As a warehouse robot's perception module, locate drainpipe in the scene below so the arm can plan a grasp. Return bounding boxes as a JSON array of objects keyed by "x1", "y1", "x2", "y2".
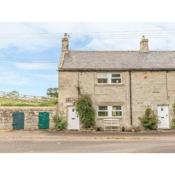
[
  {"x1": 129, "y1": 71, "x2": 133, "y2": 126},
  {"x1": 77, "y1": 72, "x2": 81, "y2": 98},
  {"x1": 165, "y1": 71, "x2": 169, "y2": 99}
]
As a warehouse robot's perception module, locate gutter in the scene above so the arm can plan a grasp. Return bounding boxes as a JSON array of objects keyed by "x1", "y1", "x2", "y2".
[{"x1": 58, "y1": 68, "x2": 175, "y2": 72}]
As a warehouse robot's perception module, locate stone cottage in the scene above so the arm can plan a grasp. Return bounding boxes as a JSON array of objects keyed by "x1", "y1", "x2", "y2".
[{"x1": 58, "y1": 33, "x2": 175, "y2": 130}]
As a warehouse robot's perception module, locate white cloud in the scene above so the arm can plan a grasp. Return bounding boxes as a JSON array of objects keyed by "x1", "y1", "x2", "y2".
[
  {"x1": 0, "y1": 23, "x2": 59, "y2": 51},
  {"x1": 76, "y1": 23, "x2": 175, "y2": 50},
  {"x1": 0, "y1": 22, "x2": 175, "y2": 52},
  {"x1": 0, "y1": 71, "x2": 30, "y2": 85},
  {"x1": 14, "y1": 62, "x2": 56, "y2": 70},
  {"x1": 34, "y1": 73, "x2": 57, "y2": 81},
  {"x1": 39, "y1": 22, "x2": 175, "y2": 50}
]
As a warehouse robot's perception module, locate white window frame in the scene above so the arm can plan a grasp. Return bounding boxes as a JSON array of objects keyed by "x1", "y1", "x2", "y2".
[
  {"x1": 97, "y1": 73, "x2": 122, "y2": 84},
  {"x1": 111, "y1": 106, "x2": 123, "y2": 118},
  {"x1": 97, "y1": 105, "x2": 123, "y2": 118},
  {"x1": 110, "y1": 73, "x2": 122, "y2": 84},
  {"x1": 97, "y1": 73, "x2": 108, "y2": 84},
  {"x1": 97, "y1": 106, "x2": 108, "y2": 117}
]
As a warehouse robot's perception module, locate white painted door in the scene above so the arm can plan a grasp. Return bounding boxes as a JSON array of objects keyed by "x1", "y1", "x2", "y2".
[
  {"x1": 68, "y1": 106, "x2": 80, "y2": 130},
  {"x1": 157, "y1": 105, "x2": 170, "y2": 129}
]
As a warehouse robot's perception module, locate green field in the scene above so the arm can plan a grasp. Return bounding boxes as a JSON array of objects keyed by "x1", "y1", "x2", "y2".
[{"x1": 0, "y1": 97, "x2": 57, "y2": 107}]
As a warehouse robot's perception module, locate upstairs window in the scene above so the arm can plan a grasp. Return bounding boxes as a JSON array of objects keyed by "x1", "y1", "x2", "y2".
[
  {"x1": 97, "y1": 73, "x2": 122, "y2": 84},
  {"x1": 97, "y1": 73, "x2": 108, "y2": 84},
  {"x1": 111, "y1": 74, "x2": 121, "y2": 84}
]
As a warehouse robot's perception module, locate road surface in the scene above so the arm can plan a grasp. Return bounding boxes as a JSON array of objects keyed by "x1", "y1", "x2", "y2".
[{"x1": 0, "y1": 130, "x2": 175, "y2": 153}]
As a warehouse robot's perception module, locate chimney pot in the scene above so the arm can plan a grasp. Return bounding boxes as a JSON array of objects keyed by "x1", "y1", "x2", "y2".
[
  {"x1": 62, "y1": 33, "x2": 69, "y2": 53},
  {"x1": 140, "y1": 35, "x2": 149, "y2": 52}
]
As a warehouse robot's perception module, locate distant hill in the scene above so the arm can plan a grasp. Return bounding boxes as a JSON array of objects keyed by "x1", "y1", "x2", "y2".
[{"x1": 0, "y1": 97, "x2": 57, "y2": 107}]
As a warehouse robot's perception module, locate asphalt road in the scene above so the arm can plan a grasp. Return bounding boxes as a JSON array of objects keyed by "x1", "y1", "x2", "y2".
[{"x1": 1, "y1": 130, "x2": 175, "y2": 153}]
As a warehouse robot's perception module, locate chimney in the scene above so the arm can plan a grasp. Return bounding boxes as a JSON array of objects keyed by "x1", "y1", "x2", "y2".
[
  {"x1": 140, "y1": 35, "x2": 149, "y2": 52},
  {"x1": 62, "y1": 33, "x2": 69, "y2": 54},
  {"x1": 59, "y1": 33, "x2": 69, "y2": 68}
]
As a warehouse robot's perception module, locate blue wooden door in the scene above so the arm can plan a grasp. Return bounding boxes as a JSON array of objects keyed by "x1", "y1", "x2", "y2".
[
  {"x1": 12, "y1": 112, "x2": 24, "y2": 129},
  {"x1": 38, "y1": 112, "x2": 49, "y2": 129}
]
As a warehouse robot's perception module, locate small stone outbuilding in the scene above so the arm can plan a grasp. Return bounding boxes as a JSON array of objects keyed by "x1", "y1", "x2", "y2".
[{"x1": 0, "y1": 107, "x2": 56, "y2": 130}]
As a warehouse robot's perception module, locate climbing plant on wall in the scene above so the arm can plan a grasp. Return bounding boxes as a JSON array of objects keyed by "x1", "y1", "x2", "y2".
[
  {"x1": 171, "y1": 103, "x2": 175, "y2": 129},
  {"x1": 75, "y1": 95, "x2": 95, "y2": 129}
]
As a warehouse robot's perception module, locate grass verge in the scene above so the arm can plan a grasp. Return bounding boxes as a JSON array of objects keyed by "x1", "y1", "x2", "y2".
[{"x1": 0, "y1": 97, "x2": 57, "y2": 107}]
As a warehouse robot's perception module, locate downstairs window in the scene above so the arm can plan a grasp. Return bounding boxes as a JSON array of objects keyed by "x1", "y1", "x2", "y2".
[{"x1": 97, "y1": 105, "x2": 123, "y2": 118}]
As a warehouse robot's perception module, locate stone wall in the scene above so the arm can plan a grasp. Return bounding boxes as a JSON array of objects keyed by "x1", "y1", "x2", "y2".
[
  {"x1": 0, "y1": 107, "x2": 57, "y2": 130},
  {"x1": 58, "y1": 70, "x2": 175, "y2": 129}
]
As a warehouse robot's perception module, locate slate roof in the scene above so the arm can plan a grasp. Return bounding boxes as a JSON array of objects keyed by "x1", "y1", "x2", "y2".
[{"x1": 59, "y1": 51, "x2": 175, "y2": 71}]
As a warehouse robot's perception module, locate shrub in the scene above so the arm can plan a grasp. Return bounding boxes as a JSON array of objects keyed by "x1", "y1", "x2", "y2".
[
  {"x1": 75, "y1": 95, "x2": 95, "y2": 129},
  {"x1": 139, "y1": 107, "x2": 158, "y2": 130},
  {"x1": 171, "y1": 103, "x2": 175, "y2": 129},
  {"x1": 53, "y1": 116, "x2": 67, "y2": 130},
  {"x1": 171, "y1": 118, "x2": 175, "y2": 129},
  {"x1": 173, "y1": 103, "x2": 175, "y2": 115}
]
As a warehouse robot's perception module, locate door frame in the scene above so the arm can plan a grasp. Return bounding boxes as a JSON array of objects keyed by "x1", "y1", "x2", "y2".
[
  {"x1": 67, "y1": 106, "x2": 80, "y2": 130},
  {"x1": 157, "y1": 105, "x2": 170, "y2": 129}
]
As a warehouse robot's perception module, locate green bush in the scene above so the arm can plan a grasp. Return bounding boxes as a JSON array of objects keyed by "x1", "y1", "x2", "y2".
[
  {"x1": 139, "y1": 107, "x2": 158, "y2": 130},
  {"x1": 53, "y1": 117, "x2": 67, "y2": 130},
  {"x1": 75, "y1": 95, "x2": 95, "y2": 129},
  {"x1": 171, "y1": 103, "x2": 175, "y2": 129},
  {"x1": 171, "y1": 118, "x2": 175, "y2": 129}
]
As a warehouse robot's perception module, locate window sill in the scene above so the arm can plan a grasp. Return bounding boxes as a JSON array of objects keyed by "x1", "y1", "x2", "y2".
[
  {"x1": 95, "y1": 83, "x2": 124, "y2": 87},
  {"x1": 97, "y1": 117, "x2": 122, "y2": 119}
]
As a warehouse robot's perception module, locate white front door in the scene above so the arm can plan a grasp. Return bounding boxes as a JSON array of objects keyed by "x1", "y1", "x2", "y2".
[
  {"x1": 157, "y1": 105, "x2": 170, "y2": 129},
  {"x1": 68, "y1": 106, "x2": 80, "y2": 130}
]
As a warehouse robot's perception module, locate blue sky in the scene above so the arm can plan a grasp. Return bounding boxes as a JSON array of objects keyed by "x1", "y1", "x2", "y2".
[{"x1": 1, "y1": 22, "x2": 175, "y2": 96}]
